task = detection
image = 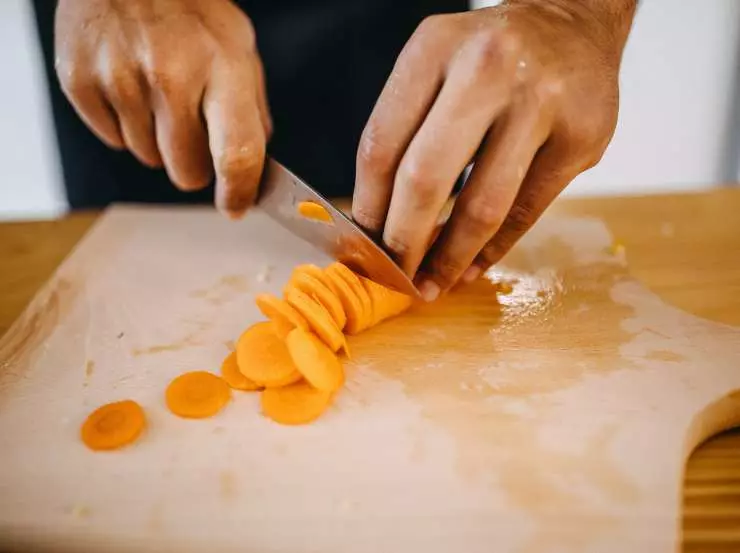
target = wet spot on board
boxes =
[84,360,95,378]
[190,274,251,305]
[220,471,238,502]
[645,349,685,362]
[132,333,200,356]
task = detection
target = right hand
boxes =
[55,0,272,217]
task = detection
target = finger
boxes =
[152,84,212,191]
[203,58,266,218]
[473,144,578,270]
[352,16,455,236]
[382,32,517,277]
[420,106,549,294]
[56,64,124,150]
[100,57,162,168]
[252,55,273,139]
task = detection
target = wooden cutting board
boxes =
[1,205,738,553]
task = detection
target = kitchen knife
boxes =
[257,158,420,297]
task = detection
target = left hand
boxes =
[352,0,636,301]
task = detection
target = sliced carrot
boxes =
[255,293,309,339]
[261,381,334,425]
[80,400,146,451]
[286,328,344,392]
[297,201,334,224]
[236,321,303,388]
[284,286,345,352]
[360,276,413,327]
[220,351,261,391]
[288,271,346,329]
[326,263,373,333]
[165,371,231,419]
[322,269,364,335]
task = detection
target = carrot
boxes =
[220,351,261,391]
[255,293,309,339]
[80,400,146,451]
[284,286,345,352]
[287,271,346,330]
[326,263,373,334]
[165,371,231,419]
[236,321,303,388]
[360,276,413,327]
[261,381,334,425]
[297,201,334,224]
[286,328,344,392]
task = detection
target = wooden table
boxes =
[1,190,739,552]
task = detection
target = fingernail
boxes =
[462,265,482,284]
[418,280,440,303]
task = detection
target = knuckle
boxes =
[57,62,92,98]
[216,144,265,184]
[503,202,537,236]
[464,199,505,231]
[416,14,448,37]
[469,28,521,72]
[352,205,384,233]
[397,163,442,202]
[357,128,396,175]
[383,233,412,258]
[431,254,467,287]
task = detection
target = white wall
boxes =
[0,0,738,220]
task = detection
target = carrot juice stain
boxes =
[346,229,642,552]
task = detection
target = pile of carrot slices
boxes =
[240,261,413,424]
[80,262,413,450]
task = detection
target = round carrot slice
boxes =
[220,351,261,391]
[326,263,372,334]
[236,322,302,388]
[287,271,346,330]
[297,201,334,224]
[285,287,345,352]
[165,371,231,419]
[255,294,309,339]
[81,400,146,451]
[261,381,334,425]
[286,328,344,392]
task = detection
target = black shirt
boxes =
[31,0,467,208]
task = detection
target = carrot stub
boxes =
[360,276,413,327]
[261,381,334,425]
[165,371,231,419]
[285,287,346,352]
[297,201,334,224]
[286,328,345,392]
[255,294,309,339]
[236,322,302,388]
[288,271,347,330]
[81,400,146,451]
[220,351,261,391]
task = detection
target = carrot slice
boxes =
[288,271,346,329]
[255,293,309,339]
[360,276,413,327]
[322,269,364,335]
[80,400,146,451]
[261,381,334,425]
[220,351,261,391]
[236,321,302,388]
[286,328,344,392]
[165,371,231,419]
[297,201,334,224]
[326,263,373,333]
[284,287,345,352]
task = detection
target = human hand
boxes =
[55,0,271,217]
[352,0,636,300]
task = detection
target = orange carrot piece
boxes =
[80,400,146,451]
[165,371,231,419]
[286,328,344,392]
[297,201,334,224]
[326,263,373,333]
[360,276,413,327]
[288,271,346,329]
[236,322,303,388]
[261,381,334,425]
[322,269,364,335]
[284,287,345,352]
[255,293,309,339]
[220,351,261,391]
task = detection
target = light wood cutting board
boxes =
[1,205,738,553]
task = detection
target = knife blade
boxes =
[256,158,420,298]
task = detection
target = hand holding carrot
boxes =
[352,0,637,300]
